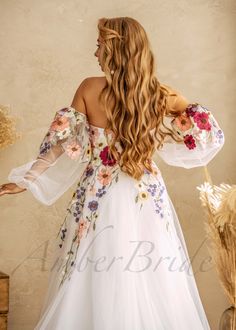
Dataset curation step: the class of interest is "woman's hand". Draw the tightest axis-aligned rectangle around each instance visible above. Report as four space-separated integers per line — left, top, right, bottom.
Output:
0 183 26 196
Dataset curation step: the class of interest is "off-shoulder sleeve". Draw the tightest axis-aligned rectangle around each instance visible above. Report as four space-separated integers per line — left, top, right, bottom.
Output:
8 106 92 205
156 103 225 168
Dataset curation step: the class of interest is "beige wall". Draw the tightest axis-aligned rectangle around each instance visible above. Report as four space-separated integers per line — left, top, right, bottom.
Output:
0 1 235 329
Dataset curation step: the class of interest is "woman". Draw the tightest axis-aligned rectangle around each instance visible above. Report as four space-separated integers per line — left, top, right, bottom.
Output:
0 17 224 329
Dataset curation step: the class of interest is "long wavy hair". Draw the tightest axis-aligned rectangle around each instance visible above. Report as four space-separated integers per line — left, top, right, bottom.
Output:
97 17 183 180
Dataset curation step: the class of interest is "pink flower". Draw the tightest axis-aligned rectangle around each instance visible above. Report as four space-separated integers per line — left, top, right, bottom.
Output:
184 134 196 150
76 219 88 242
193 112 211 131
185 104 198 117
99 146 117 166
50 115 70 131
174 114 193 131
97 167 112 186
89 127 100 140
65 141 81 159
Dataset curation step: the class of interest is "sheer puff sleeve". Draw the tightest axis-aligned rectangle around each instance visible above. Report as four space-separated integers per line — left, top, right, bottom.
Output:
8 106 92 205
156 103 225 168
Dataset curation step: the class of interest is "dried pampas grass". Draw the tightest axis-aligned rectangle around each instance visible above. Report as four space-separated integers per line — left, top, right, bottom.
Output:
197 172 236 329
0 105 21 149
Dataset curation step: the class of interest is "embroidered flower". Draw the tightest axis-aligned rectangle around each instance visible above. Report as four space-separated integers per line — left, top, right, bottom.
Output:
88 200 99 211
215 129 224 144
147 183 158 196
92 156 102 166
76 219 88 241
174 114 193 131
97 167 112 185
85 166 94 177
135 181 145 190
59 228 67 248
38 106 91 157
39 141 51 155
50 115 70 132
193 112 211 131
185 104 198 117
56 127 71 139
95 186 107 198
89 127 100 140
65 141 82 159
151 181 166 217
153 168 158 176
135 175 166 216
86 146 92 157
138 191 149 200
184 134 196 150
99 146 117 166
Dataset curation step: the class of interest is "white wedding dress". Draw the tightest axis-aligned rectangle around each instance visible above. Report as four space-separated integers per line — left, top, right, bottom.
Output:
8 103 224 330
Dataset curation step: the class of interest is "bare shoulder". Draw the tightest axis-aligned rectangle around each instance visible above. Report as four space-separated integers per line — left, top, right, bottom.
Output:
71 77 107 117
71 76 106 114
161 83 190 112
83 76 107 89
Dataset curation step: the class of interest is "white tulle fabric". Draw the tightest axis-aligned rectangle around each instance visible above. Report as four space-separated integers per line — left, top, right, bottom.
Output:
7 104 224 330
8 107 91 205
156 103 224 168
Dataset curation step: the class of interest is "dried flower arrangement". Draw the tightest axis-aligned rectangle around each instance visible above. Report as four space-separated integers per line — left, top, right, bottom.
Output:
197 168 236 330
0 105 21 150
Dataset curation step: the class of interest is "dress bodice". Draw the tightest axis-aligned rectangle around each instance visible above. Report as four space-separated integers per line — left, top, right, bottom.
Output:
88 123 123 168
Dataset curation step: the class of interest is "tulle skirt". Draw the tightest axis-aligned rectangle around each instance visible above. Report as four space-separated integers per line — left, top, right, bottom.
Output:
34 169 211 330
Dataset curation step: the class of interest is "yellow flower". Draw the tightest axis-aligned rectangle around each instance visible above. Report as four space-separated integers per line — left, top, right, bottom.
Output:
135 181 144 190
86 146 91 156
138 191 149 201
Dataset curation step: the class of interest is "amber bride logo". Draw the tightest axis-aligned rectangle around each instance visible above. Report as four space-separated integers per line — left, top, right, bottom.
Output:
70 225 213 276
10 224 213 278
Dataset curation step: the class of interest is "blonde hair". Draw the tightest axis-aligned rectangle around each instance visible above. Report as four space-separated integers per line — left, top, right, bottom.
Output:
97 17 183 180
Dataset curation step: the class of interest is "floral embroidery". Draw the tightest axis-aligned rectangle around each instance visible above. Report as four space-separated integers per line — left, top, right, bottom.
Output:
59 228 67 248
88 200 99 211
135 163 166 217
138 190 149 201
174 114 193 131
100 145 117 166
97 167 112 185
76 218 88 242
184 134 196 150
192 112 211 131
185 104 197 117
65 141 82 159
215 129 224 144
171 103 223 150
151 181 165 217
39 107 90 161
57 160 120 287
53 102 224 289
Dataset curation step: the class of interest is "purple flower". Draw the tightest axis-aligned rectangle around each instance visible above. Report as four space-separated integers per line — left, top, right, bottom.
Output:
88 200 98 211
39 141 51 155
86 166 94 177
